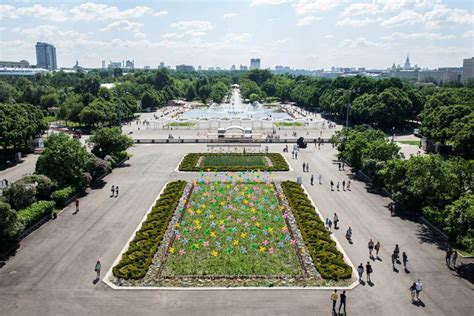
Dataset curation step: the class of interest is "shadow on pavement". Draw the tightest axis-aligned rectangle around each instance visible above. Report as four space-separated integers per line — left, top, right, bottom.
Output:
453 262 474 284
0 242 19 266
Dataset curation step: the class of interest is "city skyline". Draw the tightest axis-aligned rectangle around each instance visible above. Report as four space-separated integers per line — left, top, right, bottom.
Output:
0 0 472 69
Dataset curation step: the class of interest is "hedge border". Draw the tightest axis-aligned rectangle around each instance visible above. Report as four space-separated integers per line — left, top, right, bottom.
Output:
281 181 352 280
178 153 289 172
112 181 186 279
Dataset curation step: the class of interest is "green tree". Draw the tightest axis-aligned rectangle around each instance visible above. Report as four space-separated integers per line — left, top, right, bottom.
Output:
88 127 133 158
444 194 474 252
209 82 229 103
36 133 90 187
0 201 17 241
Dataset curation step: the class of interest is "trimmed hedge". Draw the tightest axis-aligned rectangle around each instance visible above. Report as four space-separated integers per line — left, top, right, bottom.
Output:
51 186 77 207
13 200 56 237
281 181 352 280
179 153 289 172
112 181 186 279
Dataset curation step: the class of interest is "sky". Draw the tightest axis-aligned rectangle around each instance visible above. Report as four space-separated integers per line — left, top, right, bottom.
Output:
0 0 472 70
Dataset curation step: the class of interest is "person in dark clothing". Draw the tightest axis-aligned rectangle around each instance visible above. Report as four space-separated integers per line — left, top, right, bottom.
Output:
445 248 452 266
339 290 347 314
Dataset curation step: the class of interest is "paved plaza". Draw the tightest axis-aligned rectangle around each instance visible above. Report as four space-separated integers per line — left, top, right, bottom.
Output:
0 141 472 316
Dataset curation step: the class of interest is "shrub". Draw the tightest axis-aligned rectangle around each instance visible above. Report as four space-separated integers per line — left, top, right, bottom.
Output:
281 181 352 280
86 156 111 179
12 200 56 237
2 181 37 210
0 201 17 240
51 186 77 207
113 181 186 279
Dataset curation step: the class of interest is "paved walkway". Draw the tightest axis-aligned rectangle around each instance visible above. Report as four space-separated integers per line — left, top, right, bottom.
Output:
0 144 472 315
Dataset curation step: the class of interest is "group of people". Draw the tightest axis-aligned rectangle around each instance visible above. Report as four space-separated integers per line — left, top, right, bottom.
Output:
330 290 347 315
390 244 409 271
330 180 351 191
325 213 339 231
110 185 120 197
356 262 374 283
445 248 458 268
0 178 9 188
302 162 310 172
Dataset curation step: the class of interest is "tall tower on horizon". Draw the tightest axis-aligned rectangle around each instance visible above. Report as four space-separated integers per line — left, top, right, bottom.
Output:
35 42 57 70
404 53 411 70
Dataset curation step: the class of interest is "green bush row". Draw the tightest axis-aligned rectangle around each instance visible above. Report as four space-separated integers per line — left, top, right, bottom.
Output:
51 186 77 207
178 153 289 172
12 200 56 237
112 181 186 279
281 181 352 280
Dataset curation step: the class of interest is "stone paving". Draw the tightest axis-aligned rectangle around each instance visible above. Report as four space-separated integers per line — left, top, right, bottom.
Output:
0 142 472 315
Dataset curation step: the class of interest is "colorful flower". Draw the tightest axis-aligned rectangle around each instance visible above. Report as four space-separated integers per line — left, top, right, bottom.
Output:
169 247 175 254
179 249 186 255
268 247 274 254
211 250 218 257
262 239 269 246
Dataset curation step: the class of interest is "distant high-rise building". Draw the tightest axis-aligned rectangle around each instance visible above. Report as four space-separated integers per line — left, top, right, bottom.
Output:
125 60 134 69
102 60 106 69
462 57 474 82
108 61 122 69
240 65 248 71
35 42 57 70
231 64 236 71
404 54 411 70
250 58 261 69
144 66 151 71
0 60 30 68
176 64 194 72
159 62 165 69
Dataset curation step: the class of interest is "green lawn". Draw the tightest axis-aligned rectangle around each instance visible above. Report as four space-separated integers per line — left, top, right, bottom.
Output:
201 155 267 169
274 122 304 127
163 182 302 276
166 122 196 127
396 140 421 146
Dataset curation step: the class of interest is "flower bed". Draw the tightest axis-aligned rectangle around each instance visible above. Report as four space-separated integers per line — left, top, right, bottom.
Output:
162 182 302 276
179 153 289 172
112 181 186 279
281 181 352 280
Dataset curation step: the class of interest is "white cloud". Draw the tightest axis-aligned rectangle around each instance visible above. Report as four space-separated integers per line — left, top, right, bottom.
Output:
294 0 341 15
250 0 287 7
340 3 379 17
297 15 320 26
381 10 424 26
171 20 213 32
222 33 253 43
276 38 289 44
423 4 472 28
0 4 67 22
324 34 334 39
462 30 474 38
383 32 456 40
223 12 237 18
13 25 85 40
153 10 168 16
101 20 143 32
377 0 407 12
337 17 377 27
338 37 392 49
70 2 154 21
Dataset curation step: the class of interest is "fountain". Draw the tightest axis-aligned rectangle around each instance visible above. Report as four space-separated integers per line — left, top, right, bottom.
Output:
183 85 288 119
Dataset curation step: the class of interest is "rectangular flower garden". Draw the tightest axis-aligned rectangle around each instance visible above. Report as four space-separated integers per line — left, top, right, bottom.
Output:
179 153 289 172
162 182 301 276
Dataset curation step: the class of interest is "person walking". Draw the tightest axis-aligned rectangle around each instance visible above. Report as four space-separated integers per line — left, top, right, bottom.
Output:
330 180 334 191
318 174 322 184
328 219 333 232
391 252 397 269
292 151 295 159
339 290 347 314
415 279 423 301
451 250 458 268
346 227 352 242
325 217 329 229
445 248 452 266
302 162 306 172
95 260 102 281
368 239 375 257
115 186 119 197
306 163 309 172
402 252 408 270
310 174 314 186
111 185 115 197
330 290 338 314
338 162 341 171
409 282 416 302
357 263 364 281
75 199 79 214
333 213 339 229
393 244 400 260
342 180 346 191
366 262 373 282
375 241 381 257
346 180 351 191
295 151 298 160
336 182 340 191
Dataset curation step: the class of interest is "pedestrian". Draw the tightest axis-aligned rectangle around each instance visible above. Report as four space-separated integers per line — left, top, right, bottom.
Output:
409 282 416 302
346 180 351 191
451 250 458 268
330 180 334 191
336 182 340 191
445 248 452 266
357 263 364 281
325 217 329 228
366 262 373 282
333 213 339 229
292 151 295 159
306 163 309 172
115 186 119 197
295 151 298 160
393 244 400 260
339 290 346 314
415 279 423 301
342 180 346 191
375 241 381 257
368 239 374 257
302 162 306 172
95 260 102 280
111 185 115 197
345 227 352 242
328 219 333 231
75 199 79 213
402 252 408 270
310 174 314 186
391 252 397 269
338 162 341 171
342 162 345 170
318 174 322 184
330 290 338 314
